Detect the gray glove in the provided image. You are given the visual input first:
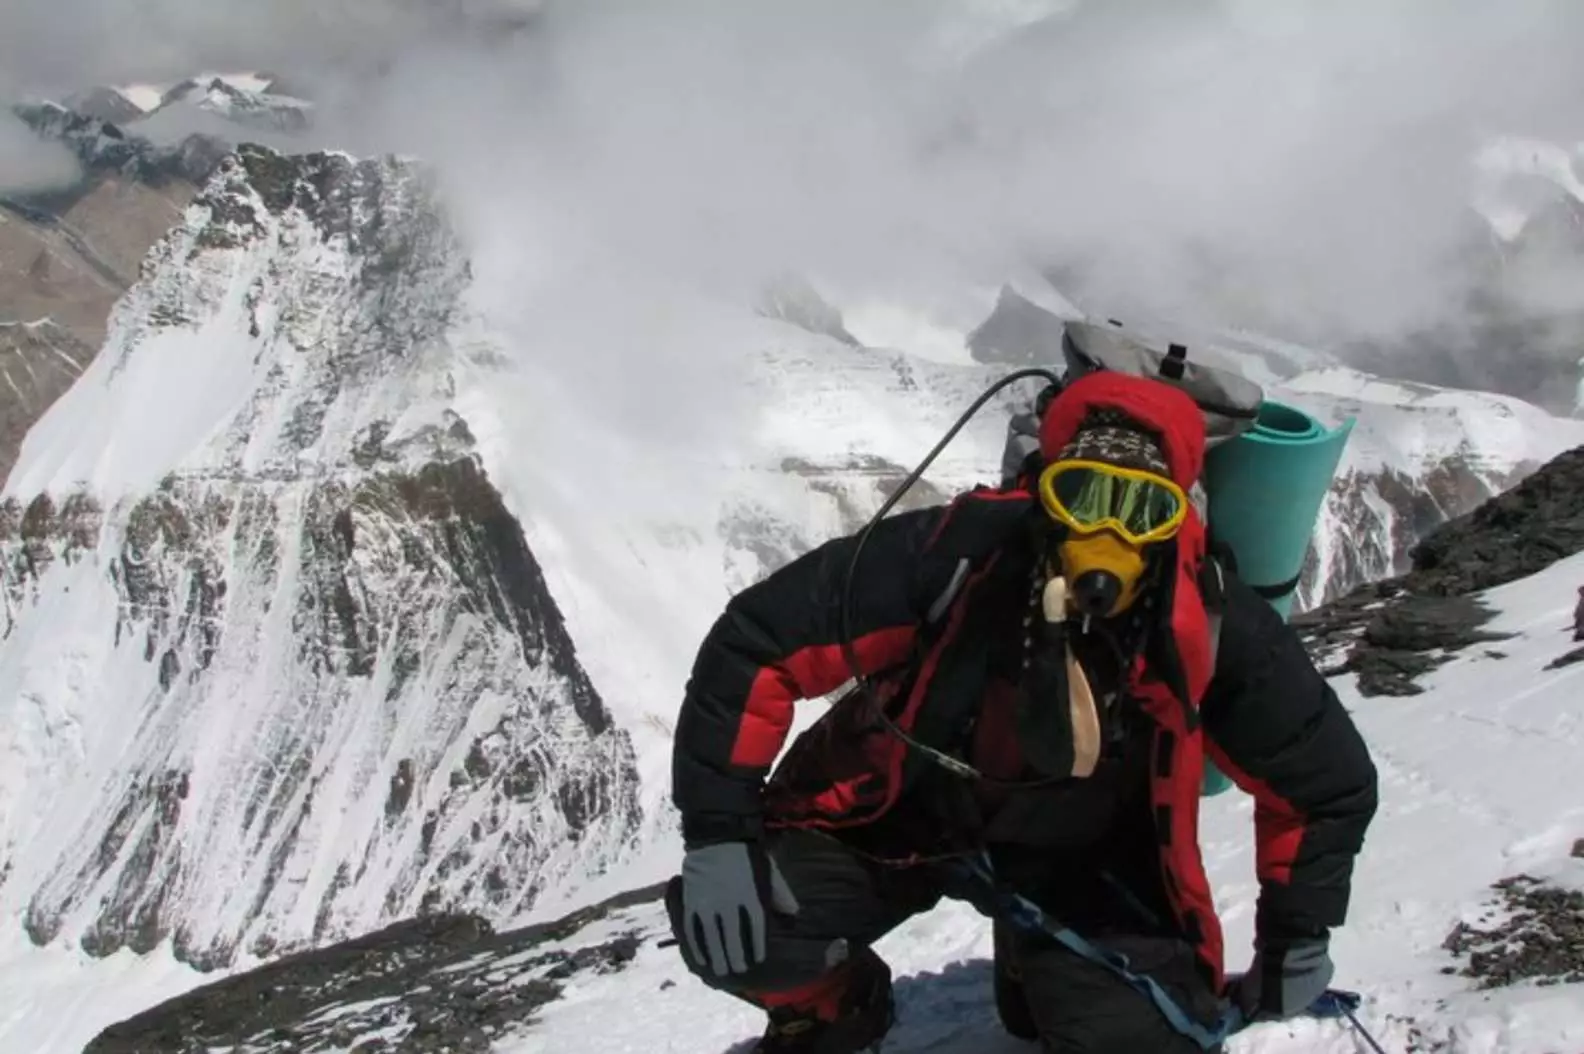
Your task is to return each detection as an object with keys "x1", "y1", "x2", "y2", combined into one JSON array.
[
  {"x1": 1236, "y1": 935, "x2": 1334, "y2": 1022},
  {"x1": 680, "y1": 842, "x2": 800, "y2": 977}
]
